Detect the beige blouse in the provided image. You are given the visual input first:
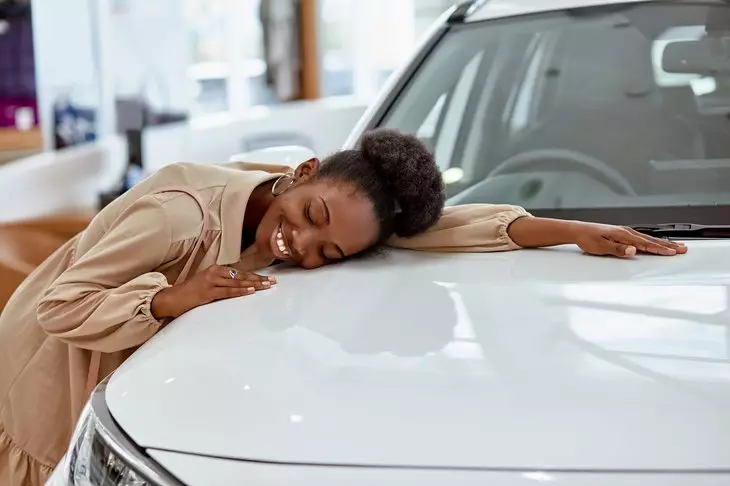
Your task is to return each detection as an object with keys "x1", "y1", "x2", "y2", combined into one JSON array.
[{"x1": 0, "y1": 161, "x2": 531, "y2": 485}]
